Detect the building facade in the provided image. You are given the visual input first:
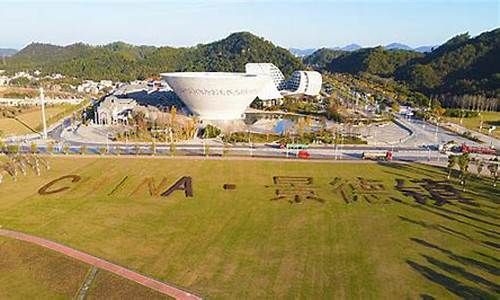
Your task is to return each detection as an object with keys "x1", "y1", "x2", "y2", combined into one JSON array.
[{"x1": 96, "y1": 96, "x2": 137, "y2": 125}]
